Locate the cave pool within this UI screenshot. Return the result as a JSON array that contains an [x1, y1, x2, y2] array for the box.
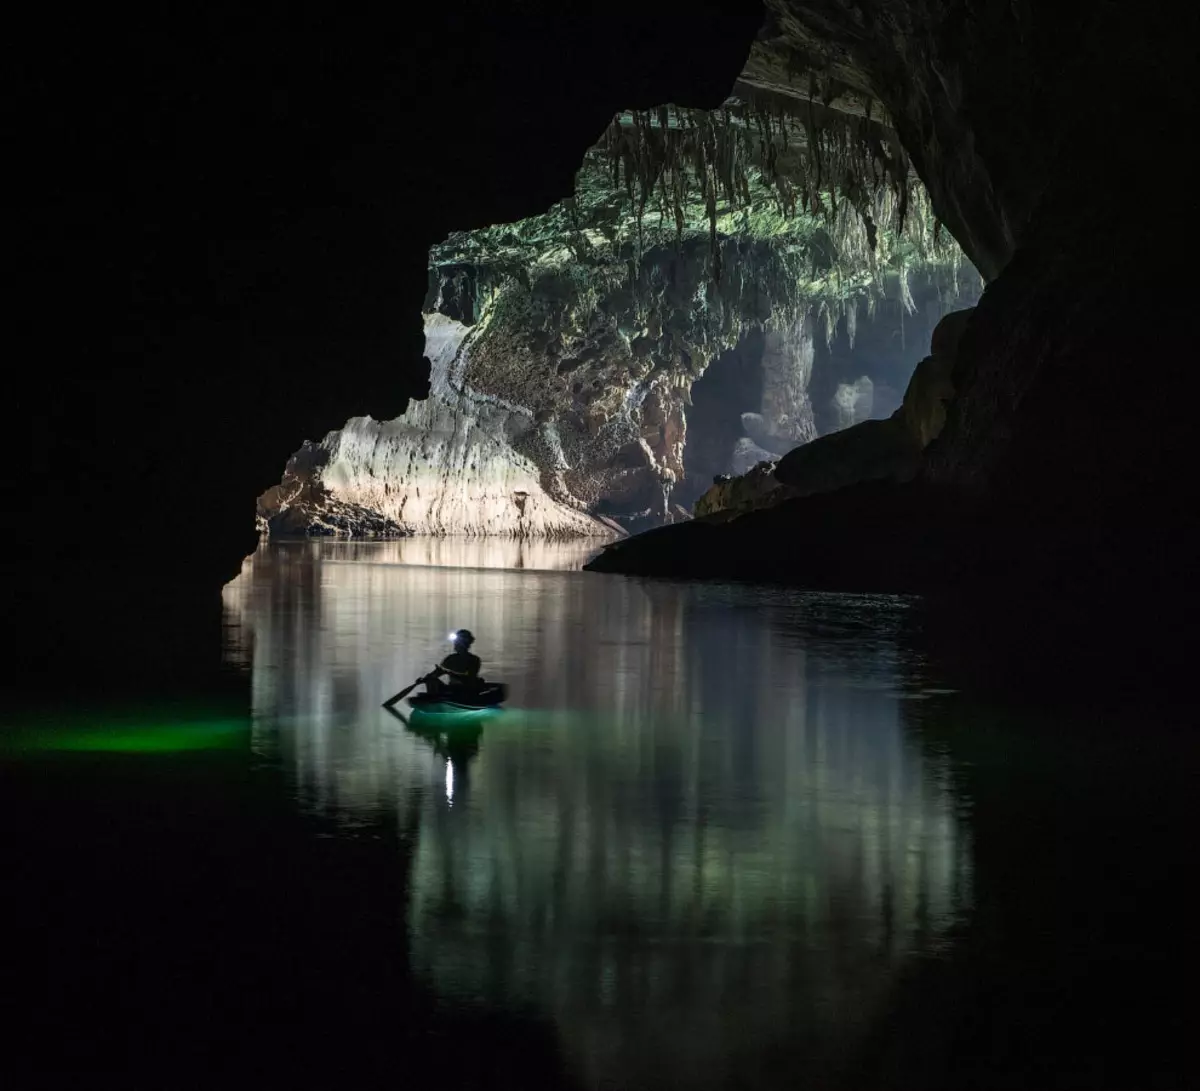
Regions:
[[3, 538, 1192, 1087]]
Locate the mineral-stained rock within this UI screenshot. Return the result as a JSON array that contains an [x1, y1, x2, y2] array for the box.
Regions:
[[258, 314, 618, 539], [256, 444, 408, 538]]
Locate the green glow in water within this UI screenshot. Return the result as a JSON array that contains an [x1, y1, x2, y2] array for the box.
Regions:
[[409, 707, 502, 728], [2, 713, 247, 754]]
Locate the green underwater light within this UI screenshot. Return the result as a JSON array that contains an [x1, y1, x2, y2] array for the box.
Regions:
[[2, 711, 248, 755]]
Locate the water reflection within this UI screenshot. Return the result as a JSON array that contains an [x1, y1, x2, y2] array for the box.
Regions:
[[224, 539, 969, 1089]]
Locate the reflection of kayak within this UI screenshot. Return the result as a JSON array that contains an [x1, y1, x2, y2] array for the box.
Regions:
[[407, 683, 507, 714]]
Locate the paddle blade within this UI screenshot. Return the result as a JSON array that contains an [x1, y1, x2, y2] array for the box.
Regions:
[[383, 678, 422, 708]]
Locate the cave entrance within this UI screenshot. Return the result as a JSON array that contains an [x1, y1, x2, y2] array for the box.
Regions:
[[678, 328, 765, 509]]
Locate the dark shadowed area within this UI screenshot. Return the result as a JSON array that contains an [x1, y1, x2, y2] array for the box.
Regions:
[[9, 2, 763, 692]]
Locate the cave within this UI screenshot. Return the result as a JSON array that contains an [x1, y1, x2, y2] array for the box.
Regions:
[[14, 3, 1194, 689], [254, 106, 979, 540], [680, 330, 766, 507], [12, 3, 765, 686], [9, 3, 1198, 1085]]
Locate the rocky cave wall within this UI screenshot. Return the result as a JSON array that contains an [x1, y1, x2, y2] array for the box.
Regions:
[[585, 3, 1197, 691], [688, 265, 969, 499], [262, 93, 978, 538], [257, 313, 618, 539], [738, 1, 1192, 513]]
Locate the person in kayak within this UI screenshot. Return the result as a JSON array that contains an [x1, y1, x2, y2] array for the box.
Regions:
[[426, 629, 482, 695]]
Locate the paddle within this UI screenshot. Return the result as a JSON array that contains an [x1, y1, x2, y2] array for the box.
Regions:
[[382, 674, 428, 709], [380, 702, 410, 727]]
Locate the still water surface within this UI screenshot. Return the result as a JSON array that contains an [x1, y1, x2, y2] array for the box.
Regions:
[[6, 539, 1190, 1086], [223, 539, 972, 1088]]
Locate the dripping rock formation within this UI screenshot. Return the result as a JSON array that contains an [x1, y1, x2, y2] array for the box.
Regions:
[[263, 91, 976, 538]]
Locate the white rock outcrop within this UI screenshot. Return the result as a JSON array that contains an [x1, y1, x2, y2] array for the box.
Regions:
[[257, 314, 620, 539], [830, 376, 875, 430]]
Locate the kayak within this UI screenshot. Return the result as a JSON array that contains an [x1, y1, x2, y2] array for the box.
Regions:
[[407, 682, 507, 713]]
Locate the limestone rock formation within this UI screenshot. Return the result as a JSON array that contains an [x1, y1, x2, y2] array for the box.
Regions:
[[729, 438, 781, 477], [694, 462, 785, 521], [756, 319, 818, 450], [775, 306, 969, 490], [692, 307, 971, 516], [261, 66, 976, 538], [777, 416, 918, 496], [258, 314, 618, 539], [902, 307, 970, 448], [263, 75, 977, 538], [830, 377, 875, 431]]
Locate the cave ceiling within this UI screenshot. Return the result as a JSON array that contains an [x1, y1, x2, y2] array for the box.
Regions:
[[429, 52, 975, 349]]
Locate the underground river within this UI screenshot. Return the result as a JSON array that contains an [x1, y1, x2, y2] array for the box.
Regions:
[[3, 539, 1193, 1086]]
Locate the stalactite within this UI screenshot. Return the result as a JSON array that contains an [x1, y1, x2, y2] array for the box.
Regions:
[[429, 92, 970, 367], [598, 83, 936, 282]]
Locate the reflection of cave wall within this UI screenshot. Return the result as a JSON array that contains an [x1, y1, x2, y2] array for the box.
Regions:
[[222, 540, 969, 1091]]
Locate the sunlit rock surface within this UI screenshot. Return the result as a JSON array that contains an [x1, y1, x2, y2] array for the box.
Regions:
[[774, 306, 969, 494], [258, 314, 618, 539], [755, 318, 818, 450]]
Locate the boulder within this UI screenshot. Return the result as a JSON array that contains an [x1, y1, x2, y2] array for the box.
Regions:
[[694, 460, 784, 521]]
